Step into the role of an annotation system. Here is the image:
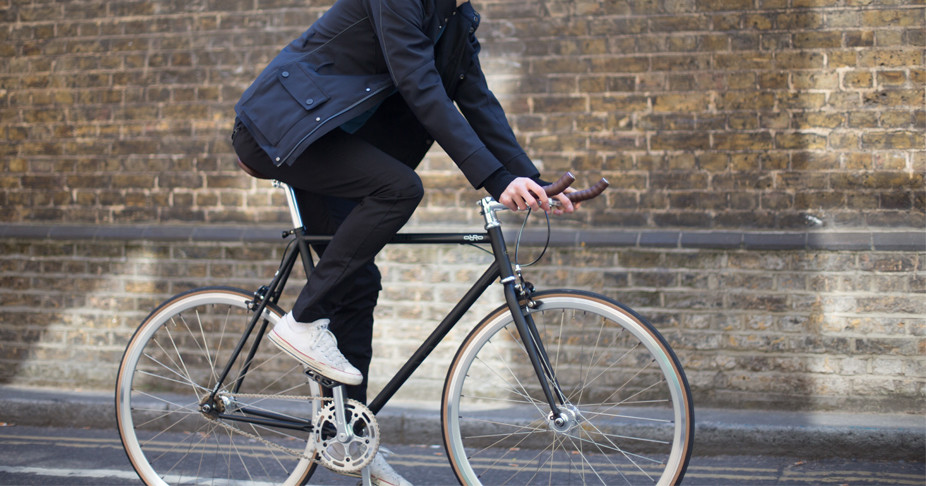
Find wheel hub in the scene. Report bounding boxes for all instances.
[199,394,239,420]
[548,404,582,434]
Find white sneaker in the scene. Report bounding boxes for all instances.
[346,451,413,486]
[268,312,363,385]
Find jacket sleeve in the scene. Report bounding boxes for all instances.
[452,33,541,181]
[368,0,511,190]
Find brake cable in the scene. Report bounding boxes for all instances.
[513,207,552,269]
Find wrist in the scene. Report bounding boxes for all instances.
[482,169,516,200]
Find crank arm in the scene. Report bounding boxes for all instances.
[331,385,353,442]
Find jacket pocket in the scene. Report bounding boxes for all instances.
[240,62,331,146]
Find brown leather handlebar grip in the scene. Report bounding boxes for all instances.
[539,172,609,203]
[566,178,609,202]
[543,172,576,196]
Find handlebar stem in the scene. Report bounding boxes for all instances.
[479,197,507,229]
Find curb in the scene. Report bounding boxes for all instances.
[1,385,922,461]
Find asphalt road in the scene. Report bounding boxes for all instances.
[0,424,922,485]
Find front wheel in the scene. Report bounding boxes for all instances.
[115,287,321,485]
[442,290,693,485]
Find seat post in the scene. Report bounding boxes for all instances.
[273,180,306,230]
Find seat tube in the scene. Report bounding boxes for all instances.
[275,180,315,275]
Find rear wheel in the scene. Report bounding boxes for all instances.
[115,287,321,485]
[442,290,693,485]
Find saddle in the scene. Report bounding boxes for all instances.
[237,158,271,180]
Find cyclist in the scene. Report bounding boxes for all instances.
[232,0,575,482]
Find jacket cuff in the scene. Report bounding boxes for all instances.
[503,152,540,179]
[458,146,503,189]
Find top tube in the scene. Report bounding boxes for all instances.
[275,179,501,243]
[300,232,491,245]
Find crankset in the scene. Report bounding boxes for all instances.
[312,386,380,474]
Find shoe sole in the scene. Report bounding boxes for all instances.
[267,329,363,386]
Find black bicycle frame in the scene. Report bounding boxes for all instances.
[206,223,565,428]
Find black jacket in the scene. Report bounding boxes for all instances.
[234,0,538,195]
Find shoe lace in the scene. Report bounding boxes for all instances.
[313,328,351,366]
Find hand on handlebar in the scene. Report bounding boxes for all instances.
[498,172,608,213]
[499,177,576,214]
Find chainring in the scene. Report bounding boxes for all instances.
[312,398,380,474]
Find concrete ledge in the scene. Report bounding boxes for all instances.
[2,223,924,251]
[1,385,921,461]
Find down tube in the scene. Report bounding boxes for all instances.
[368,263,499,415]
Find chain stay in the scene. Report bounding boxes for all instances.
[210,392,329,462]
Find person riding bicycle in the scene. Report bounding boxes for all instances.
[232,0,576,482]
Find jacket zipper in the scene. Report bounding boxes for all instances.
[278,84,393,165]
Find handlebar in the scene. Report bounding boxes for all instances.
[540,172,609,203]
[478,172,609,247]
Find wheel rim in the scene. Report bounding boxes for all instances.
[443,293,692,486]
[116,289,319,485]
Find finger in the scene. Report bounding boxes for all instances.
[523,190,541,211]
[525,181,549,211]
[554,193,574,213]
[562,187,581,211]
[500,194,520,211]
[514,186,536,211]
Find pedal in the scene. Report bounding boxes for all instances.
[303,367,341,389]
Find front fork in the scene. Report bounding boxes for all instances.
[503,281,570,419]
[481,198,569,423]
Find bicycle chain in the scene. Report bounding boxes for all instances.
[209,392,327,462]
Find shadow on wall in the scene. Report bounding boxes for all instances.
[0,235,302,390]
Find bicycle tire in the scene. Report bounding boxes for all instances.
[442,290,693,486]
[115,286,321,486]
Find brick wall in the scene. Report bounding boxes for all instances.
[2,0,923,228]
[1,0,923,414]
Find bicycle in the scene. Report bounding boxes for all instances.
[115,170,694,485]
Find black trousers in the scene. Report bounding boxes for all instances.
[232,121,423,402]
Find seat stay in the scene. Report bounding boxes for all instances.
[209,242,304,399]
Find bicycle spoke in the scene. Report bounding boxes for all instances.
[150,419,219,480]
[472,333,549,416]
[470,423,550,481]
[571,314,625,404]
[560,431,630,485]
[582,409,672,424]
[146,335,211,395]
[462,419,548,440]
[175,308,220,388]
[163,320,202,401]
